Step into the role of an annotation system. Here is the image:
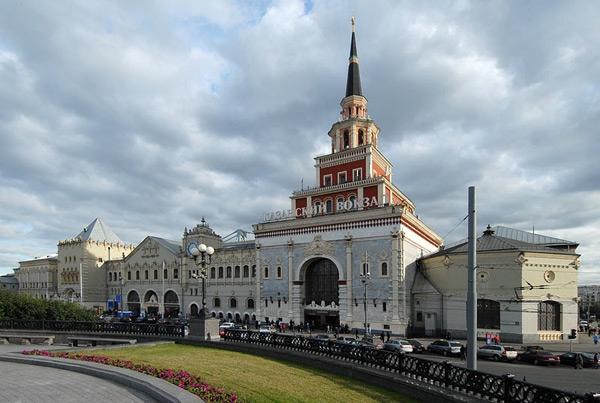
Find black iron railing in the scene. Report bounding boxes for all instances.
[223,329,596,403]
[0,319,185,338]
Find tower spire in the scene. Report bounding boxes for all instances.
[345,17,362,97]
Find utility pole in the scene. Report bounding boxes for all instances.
[466,186,477,370]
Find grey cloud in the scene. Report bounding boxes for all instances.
[0,0,598,283]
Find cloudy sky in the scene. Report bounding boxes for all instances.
[1,1,598,282]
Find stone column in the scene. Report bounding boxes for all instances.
[391,231,400,324]
[287,240,294,321]
[345,235,353,324]
[255,243,262,319]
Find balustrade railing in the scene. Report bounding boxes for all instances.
[0,319,185,337]
[223,329,596,403]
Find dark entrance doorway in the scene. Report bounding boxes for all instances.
[303,258,339,329]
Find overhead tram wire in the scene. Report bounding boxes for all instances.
[441,214,469,241]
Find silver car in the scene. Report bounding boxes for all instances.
[477,345,517,361]
[383,339,414,353]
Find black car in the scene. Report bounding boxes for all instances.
[560,352,596,368]
[407,339,425,353]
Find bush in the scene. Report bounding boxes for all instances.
[0,290,96,321]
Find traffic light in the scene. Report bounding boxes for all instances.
[569,329,577,339]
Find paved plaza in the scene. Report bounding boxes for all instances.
[0,360,157,403]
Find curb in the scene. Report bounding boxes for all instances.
[0,353,203,403]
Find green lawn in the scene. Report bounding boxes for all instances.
[90,343,418,403]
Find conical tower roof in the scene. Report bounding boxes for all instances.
[345,17,363,97]
[74,218,123,244]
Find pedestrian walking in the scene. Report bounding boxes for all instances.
[380,332,385,343]
[593,334,598,345]
[446,331,452,341]
[576,353,584,369]
[460,344,466,360]
[594,353,599,369]
[386,331,391,342]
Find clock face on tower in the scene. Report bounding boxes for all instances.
[186,241,198,256]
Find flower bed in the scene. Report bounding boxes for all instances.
[22,349,237,402]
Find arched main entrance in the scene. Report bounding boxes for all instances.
[303,258,339,330]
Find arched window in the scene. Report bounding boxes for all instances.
[343,130,350,149]
[145,270,149,280]
[252,265,256,277]
[230,298,237,308]
[214,298,221,308]
[173,268,178,279]
[109,272,112,282]
[349,195,357,210]
[383,302,387,312]
[477,299,500,329]
[264,267,269,278]
[314,201,322,215]
[325,199,333,213]
[277,266,282,278]
[226,266,232,278]
[234,266,240,278]
[218,267,223,278]
[210,267,216,279]
[381,262,388,276]
[538,300,561,331]
[135,270,140,280]
[247,298,255,309]
[128,271,131,281]
[163,268,168,280]
[153,269,158,280]
[358,129,364,145]
[243,265,249,278]
[362,262,369,276]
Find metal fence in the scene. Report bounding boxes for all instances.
[223,329,597,403]
[0,319,186,338]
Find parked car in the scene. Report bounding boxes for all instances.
[407,339,425,353]
[258,325,275,334]
[383,339,413,353]
[220,322,236,329]
[312,334,330,341]
[559,352,595,368]
[518,350,560,366]
[427,340,462,356]
[477,345,518,361]
[336,336,356,344]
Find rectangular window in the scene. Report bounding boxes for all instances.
[338,171,347,184]
[264,267,269,278]
[353,168,363,181]
[127,271,131,281]
[210,267,216,279]
[323,174,332,186]
[173,268,178,279]
[252,265,256,277]
[416,312,423,321]
[145,270,148,280]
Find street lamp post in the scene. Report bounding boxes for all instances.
[189,243,215,318]
[360,271,371,339]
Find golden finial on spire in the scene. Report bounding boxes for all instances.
[351,16,355,32]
